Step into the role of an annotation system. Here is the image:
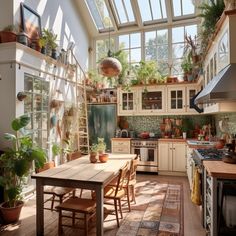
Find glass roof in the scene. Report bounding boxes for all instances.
[137,0,167,23]
[85,0,198,33]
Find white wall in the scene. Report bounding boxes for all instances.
[12,0,90,70]
[0,1,14,30]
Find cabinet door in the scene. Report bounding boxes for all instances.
[186,85,200,113]
[167,86,185,113]
[158,142,170,171]
[172,143,186,172]
[117,88,137,115]
[138,86,166,114]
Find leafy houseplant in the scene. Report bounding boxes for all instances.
[89,144,98,163]
[40,28,58,58]
[198,0,225,56]
[0,115,46,223]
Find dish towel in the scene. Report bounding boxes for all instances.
[191,168,202,205]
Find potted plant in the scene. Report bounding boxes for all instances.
[181,55,193,81]
[95,137,108,163]
[0,115,46,224]
[89,144,98,163]
[198,0,225,56]
[0,25,18,43]
[40,28,58,58]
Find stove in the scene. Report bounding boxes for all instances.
[193,148,225,166]
[131,138,158,172]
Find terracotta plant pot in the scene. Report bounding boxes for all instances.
[90,152,97,163]
[0,31,16,43]
[0,200,24,224]
[99,153,109,163]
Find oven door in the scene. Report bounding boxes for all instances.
[131,147,158,172]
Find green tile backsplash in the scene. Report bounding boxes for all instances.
[125,115,213,137]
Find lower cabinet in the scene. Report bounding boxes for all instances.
[158,141,186,174]
[111,138,131,154]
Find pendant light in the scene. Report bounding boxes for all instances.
[99,26,122,77]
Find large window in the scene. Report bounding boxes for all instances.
[96,37,115,62]
[24,74,49,151]
[95,24,198,79]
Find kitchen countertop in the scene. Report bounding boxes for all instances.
[111,138,132,141]
[203,160,236,179]
[158,138,186,142]
[186,139,217,148]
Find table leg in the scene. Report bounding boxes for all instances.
[36,179,44,236]
[95,185,104,236]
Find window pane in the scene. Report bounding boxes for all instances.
[172,43,184,58]
[124,0,135,21]
[157,29,168,44]
[172,27,184,43]
[173,0,182,17]
[114,0,127,23]
[185,25,197,38]
[25,76,33,92]
[182,0,195,15]
[130,33,141,48]
[119,35,129,49]
[86,0,113,30]
[145,46,157,61]
[145,31,156,46]
[130,48,141,63]
[138,0,152,21]
[157,45,168,59]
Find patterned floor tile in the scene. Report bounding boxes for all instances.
[159,221,180,234]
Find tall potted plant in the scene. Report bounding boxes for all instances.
[0,115,46,223]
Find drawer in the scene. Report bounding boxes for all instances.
[112,141,130,148]
[112,146,130,153]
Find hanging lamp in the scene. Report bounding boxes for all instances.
[99,26,122,77]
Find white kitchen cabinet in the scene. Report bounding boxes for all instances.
[167,86,186,113]
[158,141,186,175]
[117,83,200,116]
[137,85,166,114]
[111,138,131,154]
[117,87,138,116]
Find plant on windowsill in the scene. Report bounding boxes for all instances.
[0,115,46,224]
[181,55,194,82]
[0,25,18,43]
[198,0,225,57]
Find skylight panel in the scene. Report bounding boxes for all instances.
[172,0,195,18]
[110,0,135,25]
[86,0,113,31]
[138,0,167,23]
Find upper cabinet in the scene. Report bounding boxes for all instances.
[117,87,138,115]
[117,82,201,116]
[137,86,166,115]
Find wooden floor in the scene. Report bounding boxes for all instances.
[0,174,206,236]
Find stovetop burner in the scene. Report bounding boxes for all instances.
[193,148,225,166]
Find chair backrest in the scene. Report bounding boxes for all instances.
[36,161,55,173]
[129,155,139,180]
[114,162,130,196]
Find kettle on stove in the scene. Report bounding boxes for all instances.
[121,129,129,138]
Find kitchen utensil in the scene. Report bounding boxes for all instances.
[222,153,236,164]
[121,129,129,138]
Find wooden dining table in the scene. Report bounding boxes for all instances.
[31,153,136,236]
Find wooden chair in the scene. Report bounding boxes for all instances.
[36,161,75,211]
[126,155,139,208]
[56,190,96,236]
[107,156,139,212]
[103,161,130,227]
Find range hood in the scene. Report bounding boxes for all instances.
[195,64,236,104]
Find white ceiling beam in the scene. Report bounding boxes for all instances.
[105,0,118,31]
[165,0,173,24]
[131,0,143,28]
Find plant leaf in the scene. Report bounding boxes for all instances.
[4,133,16,141]
[14,159,30,177]
[11,115,30,131]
